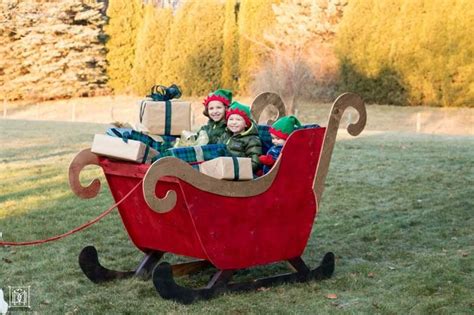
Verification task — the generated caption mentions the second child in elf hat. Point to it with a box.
[197,89,233,144]
[259,115,301,174]
[218,101,262,172]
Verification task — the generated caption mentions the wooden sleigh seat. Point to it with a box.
[68,92,367,303]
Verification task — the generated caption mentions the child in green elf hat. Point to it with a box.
[198,89,233,144]
[259,115,301,174]
[219,101,262,172]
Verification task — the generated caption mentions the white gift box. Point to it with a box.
[91,134,158,163]
[198,157,253,181]
[137,99,191,136]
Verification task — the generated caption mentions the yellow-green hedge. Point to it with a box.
[238,0,280,94]
[160,1,225,96]
[130,5,172,95]
[105,0,143,93]
[336,0,474,107]
[221,0,240,91]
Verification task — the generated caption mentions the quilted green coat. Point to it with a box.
[219,122,262,172]
[198,119,228,144]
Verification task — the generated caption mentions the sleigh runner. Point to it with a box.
[69,92,366,304]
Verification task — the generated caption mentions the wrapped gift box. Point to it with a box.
[198,157,253,181]
[137,99,191,136]
[91,134,158,163]
[158,144,228,163]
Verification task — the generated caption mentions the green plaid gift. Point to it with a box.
[257,125,272,154]
[156,144,228,164]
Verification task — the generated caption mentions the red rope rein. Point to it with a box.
[0,181,142,246]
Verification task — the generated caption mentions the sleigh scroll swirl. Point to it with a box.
[313,92,367,204]
[143,157,281,213]
[250,92,287,125]
[69,148,101,199]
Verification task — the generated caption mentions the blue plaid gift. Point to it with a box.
[106,128,177,152]
[156,144,228,164]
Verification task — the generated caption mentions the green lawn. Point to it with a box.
[0,119,473,314]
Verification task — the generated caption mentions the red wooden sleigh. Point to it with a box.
[69,92,366,304]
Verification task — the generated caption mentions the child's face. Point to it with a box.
[227,114,247,134]
[207,101,226,122]
[271,134,286,146]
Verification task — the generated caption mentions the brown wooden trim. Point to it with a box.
[251,92,287,124]
[171,260,213,277]
[143,157,281,213]
[68,148,102,199]
[313,93,367,206]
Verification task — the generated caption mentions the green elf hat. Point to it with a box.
[226,101,252,127]
[269,115,302,140]
[203,89,233,107]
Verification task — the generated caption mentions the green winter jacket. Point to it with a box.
[198,119,228,144]
[219,122,262,172]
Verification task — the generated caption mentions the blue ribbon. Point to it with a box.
[110,128,131,143]
[110,128,151,163]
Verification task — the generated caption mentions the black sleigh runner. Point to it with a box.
[69,92,367,304]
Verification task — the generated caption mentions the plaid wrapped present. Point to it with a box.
[257,124,320,154]
[156,144,228,164]
[106,128,177,152]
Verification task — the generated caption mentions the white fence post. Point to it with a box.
[71,102,76,122]
[416,112,421,133]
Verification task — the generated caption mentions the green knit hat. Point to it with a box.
[269,115,302,140]
[203,89,233,107]
[226,101,253,127]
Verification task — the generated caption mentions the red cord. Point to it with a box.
[0,181,142,246]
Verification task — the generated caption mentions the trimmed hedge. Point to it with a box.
[221,0,240,91]
[161,1,225,96]
[105,0,143,93]
[336,0,474,107]
[238,0,280,94]
[130,5,172,95]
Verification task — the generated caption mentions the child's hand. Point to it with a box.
[259,155,275,166]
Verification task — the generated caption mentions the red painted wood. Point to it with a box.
[98,127,326,270]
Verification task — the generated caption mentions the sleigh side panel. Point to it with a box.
[180,128,325,270]
[100,159,207,259]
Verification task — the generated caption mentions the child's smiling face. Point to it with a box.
[227,114,246,134]
[207,101,226,122]
[271,134,286,146]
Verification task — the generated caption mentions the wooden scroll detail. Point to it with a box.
[143,157,281,213]
[313,93,366,206]
[69,148,101,199]
[251,92,287,124]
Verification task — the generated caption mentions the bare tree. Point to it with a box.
[252,0,347,114]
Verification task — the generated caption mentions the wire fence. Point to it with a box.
[2,98,473,136]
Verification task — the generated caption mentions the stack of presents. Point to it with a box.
[91,85,318,181]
